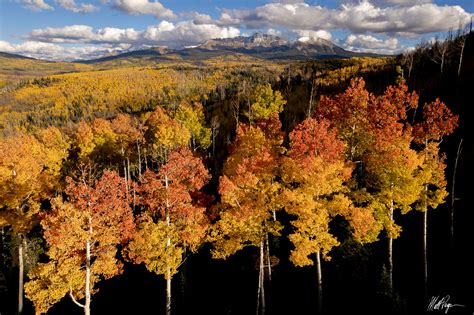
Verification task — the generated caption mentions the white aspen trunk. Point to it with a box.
[1,228,5,268]
[407,54,414,78]
[315,251,322,315]
[144,151,148,172]
[18,233,24,315]
[388,201,394,296]
[260,241,265,315]
[127,156,131,188]
[458,39,466,77]
[440,49,446,75]
[423,209,428,301]
[165,175,172,315]
[133,183,136,211]
[265,234,272,282]
[123,160,128,193]
[85,215,92,315]
[256,241,265,315]
[166,276,171,315]
[85,239,91,315]
[137,141,142,180]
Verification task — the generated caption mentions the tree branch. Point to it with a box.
[69,286,85,308]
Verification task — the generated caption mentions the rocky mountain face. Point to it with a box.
[199,33,290,50]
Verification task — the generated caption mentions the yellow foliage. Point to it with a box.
[0,132,63,232]
[175,102,211,150]
[25,256,83,315]
[250,83,286,120]
[145,107,191,159]
[126,217,183,279]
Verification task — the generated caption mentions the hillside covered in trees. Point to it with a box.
[1,30,473,315]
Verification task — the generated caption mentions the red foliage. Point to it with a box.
[316,77,370,128]
[414,98,459,143]
[289,118,345,163]
[139,147,210,221]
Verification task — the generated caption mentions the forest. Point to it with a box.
[0,30,473,315]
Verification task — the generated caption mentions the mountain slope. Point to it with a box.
[0,52,36,60]
[0,53,93,89]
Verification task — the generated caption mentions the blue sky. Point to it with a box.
[0,0,472,60]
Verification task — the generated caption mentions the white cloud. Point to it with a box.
[266,28,282,36]
[334,1,472,35]
[296,30,332,41]
[113,0,175,19]
[191,13,215,25]
[17,0,53,11]
[0,40,134,61]
[55,0,98,13]
[271,0,305,3]
[381,0,432,5]
[0,40,62,55]
[27,22,240,48]
[144,21,241,47]
[343,0,432,7]
[30,25,142,44]
[343,34,401,54]
[95,27,142,42]
[216,1,472,36]
[29,25,96,43]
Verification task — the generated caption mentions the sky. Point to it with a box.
[0,0,472,61]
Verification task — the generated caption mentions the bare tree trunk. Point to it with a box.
[440,52,445,75]
[405,52,414,79]
[18,233,24,315]
[457,38,466,77]
[85,239,91,315]
[423,209,428,301]
[165,175,172,315]
[451,139,463,244]
[265,234,272,282]
[256,241,265,315]
[85,215,92,315]
[166,274,171,315]
[388,200,394,296]
[123,160,128,193]
[315,251,322,315]
[132,182,136,212]
[127,156,131,186]
[137,141,142,180]
[0,228,5,270]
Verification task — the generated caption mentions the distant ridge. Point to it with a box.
[0,52,37,60]
[81,33,383,64]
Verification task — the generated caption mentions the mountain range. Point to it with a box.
[80,33,380,64]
